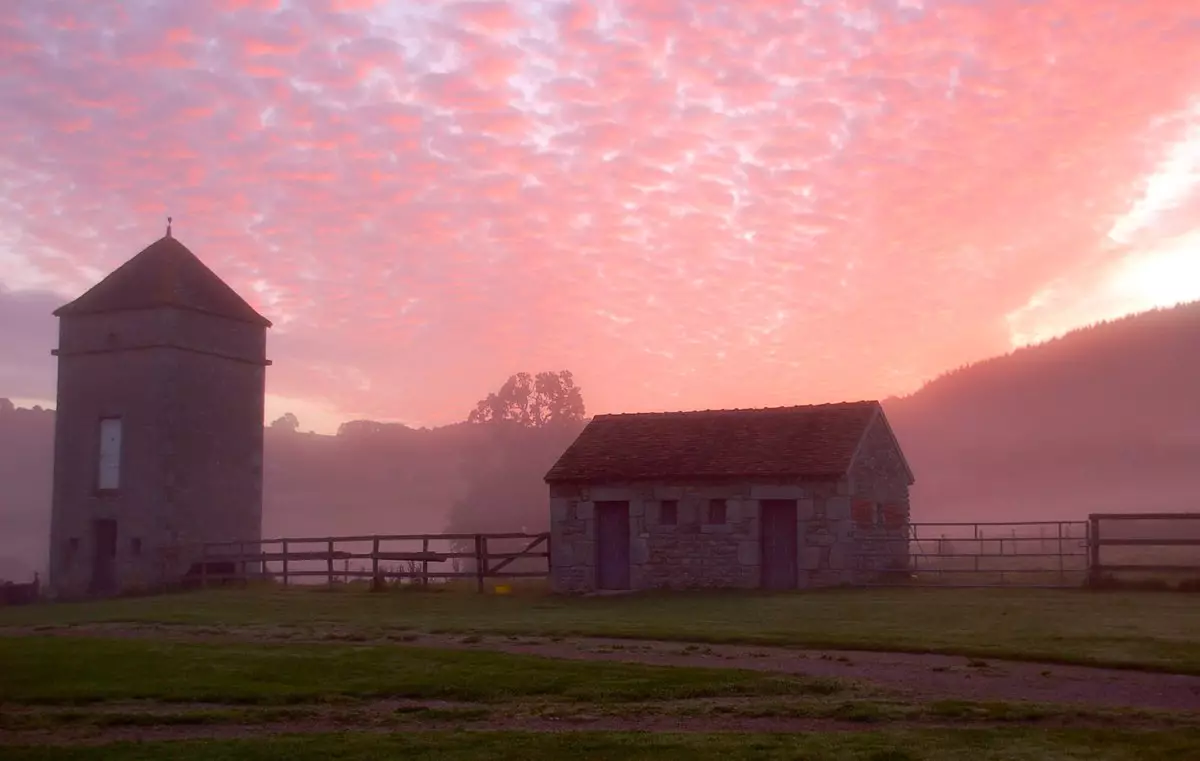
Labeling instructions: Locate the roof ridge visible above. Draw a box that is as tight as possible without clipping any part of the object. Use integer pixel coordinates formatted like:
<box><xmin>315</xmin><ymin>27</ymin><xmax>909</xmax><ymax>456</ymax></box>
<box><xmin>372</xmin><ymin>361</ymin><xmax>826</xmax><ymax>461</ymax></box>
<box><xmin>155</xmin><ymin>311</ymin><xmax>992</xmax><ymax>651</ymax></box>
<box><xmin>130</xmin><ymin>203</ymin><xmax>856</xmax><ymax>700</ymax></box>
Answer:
<box><xmin>591</xmin><ymin>400</ymin><xmax>880</xmax><ymax>419</ymax></box>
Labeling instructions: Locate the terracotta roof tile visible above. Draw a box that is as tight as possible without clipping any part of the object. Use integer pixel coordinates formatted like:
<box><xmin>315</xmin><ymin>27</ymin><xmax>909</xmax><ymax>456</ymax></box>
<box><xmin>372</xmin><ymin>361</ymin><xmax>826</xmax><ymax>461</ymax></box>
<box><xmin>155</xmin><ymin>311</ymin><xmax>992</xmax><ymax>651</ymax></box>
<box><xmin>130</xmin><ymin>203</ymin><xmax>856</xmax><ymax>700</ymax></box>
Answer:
<box><xmin>545</xmin><ymin>401</ymin><xmax>882</xmax><ymax>483</ymax></box>
<box><xmin>53</xmin><ymin>235</ymin><xmax>272</xmax><ymax>327</ymax></box>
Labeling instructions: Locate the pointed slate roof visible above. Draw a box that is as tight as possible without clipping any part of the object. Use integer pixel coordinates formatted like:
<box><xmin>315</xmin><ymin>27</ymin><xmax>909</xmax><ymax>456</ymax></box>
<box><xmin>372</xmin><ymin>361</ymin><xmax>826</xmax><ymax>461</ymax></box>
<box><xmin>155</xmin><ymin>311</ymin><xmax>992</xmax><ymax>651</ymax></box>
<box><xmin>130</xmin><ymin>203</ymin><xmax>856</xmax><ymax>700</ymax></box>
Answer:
<box><xmin>545</xmin><ymin>400</ymin><xmax>910</xmax><ymax>483</ymax></box>
<box><xmin>53</xmin><ymin>234</ymin><xmax>272</xmax><ymax>327</ymax></box>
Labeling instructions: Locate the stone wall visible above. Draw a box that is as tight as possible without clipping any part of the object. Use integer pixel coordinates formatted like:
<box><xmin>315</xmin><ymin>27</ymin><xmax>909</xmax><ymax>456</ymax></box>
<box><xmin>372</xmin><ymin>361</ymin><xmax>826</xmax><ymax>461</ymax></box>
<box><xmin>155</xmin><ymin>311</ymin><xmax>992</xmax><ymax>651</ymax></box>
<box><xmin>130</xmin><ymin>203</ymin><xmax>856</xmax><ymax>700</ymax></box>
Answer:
<box><xmin>49</xmin><ymin>308</ymin><xmax>267</xmax><ymax>598</ymax></box>
<box><xmin>550</xmin><ymin>478</ymin><xmax>879</xmax><ymax>593</ymax></box>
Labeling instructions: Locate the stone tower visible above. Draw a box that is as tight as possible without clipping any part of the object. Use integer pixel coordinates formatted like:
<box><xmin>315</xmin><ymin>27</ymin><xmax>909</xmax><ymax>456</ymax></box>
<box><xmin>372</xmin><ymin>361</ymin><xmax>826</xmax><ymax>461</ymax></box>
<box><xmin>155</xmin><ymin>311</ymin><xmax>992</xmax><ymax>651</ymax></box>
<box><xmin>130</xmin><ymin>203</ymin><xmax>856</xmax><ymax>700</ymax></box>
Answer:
<box><xmin>48</xmin><ymin>226</ymin><xmax>272</xmax><ymax>597</ymax></box>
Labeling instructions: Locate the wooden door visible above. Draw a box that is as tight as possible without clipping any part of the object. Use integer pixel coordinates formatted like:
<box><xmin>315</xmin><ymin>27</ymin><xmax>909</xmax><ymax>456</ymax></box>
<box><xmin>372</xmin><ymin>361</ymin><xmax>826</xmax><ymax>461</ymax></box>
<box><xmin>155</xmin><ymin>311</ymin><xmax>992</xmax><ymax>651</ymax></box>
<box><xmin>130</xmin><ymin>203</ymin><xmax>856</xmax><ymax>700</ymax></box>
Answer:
<box><xmin>595</xmin><ymin>501</ymin><xmax>631</xmax><ymax>590</ymax></box>
<box><xmin>760</xmin><ymin>499</ymin><xmax>798</xmax><ymax>590</ymax></box>
<box><xmin>89</xmin><ymin>519</ymin><xmax>118</xmax><ymax>595</ymax></box>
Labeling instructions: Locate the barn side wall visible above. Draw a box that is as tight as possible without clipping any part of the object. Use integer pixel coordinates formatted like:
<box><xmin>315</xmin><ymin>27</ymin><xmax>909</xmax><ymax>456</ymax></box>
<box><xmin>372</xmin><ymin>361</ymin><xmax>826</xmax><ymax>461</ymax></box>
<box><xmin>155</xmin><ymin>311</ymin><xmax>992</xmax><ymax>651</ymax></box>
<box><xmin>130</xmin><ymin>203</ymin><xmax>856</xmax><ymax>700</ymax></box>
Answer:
<box><xmin>549</xmin><ymin>478</ymin><xmax>878</xmax><ymax>593</ymax></box>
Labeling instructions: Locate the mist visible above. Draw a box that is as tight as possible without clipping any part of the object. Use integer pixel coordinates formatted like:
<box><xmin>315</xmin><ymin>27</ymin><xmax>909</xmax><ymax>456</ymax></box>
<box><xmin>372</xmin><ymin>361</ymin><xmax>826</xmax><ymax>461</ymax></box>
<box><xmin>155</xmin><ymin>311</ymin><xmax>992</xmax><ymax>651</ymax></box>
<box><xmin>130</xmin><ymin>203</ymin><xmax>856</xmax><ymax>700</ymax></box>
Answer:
<box><xmin>2</xmin><ymin>301</ymin><xmax>1199</xmax><ymax>583</ymax></box>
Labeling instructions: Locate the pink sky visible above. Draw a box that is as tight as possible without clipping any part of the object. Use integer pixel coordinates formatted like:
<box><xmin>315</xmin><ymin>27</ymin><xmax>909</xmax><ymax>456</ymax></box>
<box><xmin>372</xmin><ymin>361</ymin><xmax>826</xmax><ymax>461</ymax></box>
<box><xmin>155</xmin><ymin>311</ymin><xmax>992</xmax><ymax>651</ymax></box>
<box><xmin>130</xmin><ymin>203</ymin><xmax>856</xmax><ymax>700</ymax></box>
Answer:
<box><xmin>2</xmin><ymin>0</ymin><xmax>1200</xmax><ymax>434</ymax></box>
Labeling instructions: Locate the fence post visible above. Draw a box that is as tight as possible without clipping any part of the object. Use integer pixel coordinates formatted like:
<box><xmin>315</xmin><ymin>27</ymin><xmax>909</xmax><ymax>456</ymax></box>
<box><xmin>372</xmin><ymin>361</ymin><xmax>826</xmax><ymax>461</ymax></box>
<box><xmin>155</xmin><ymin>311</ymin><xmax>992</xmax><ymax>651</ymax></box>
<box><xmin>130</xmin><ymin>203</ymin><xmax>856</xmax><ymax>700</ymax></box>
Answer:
<box><xmin>1087</xmin><ymin>515</ymin><xmax>1101</xmax><ymax>587</ymax></box>
<box><xmin>238</xmin><ymin>541</ymin><xmax>246</xmax><ymax>586</ymax></box>
<box><xmin>372</xmin><ymin>537</ymin><xmax>380</xmax><ymax>583</ymax></box>
<box><xmin>474</xmin><ymin>534</ymin><xmax>486</xmax><ymax>593</ymax></box>
<box><xmin>327</xmin><ymin>538</ymin><xmax>335</xmax><ymax>587</ymax></box>
<box><xmin>282</xmin><ymin>540</ymin><xmax>289</xmax><ymax>587</ymax></box>
<box><xmin>1057</xmin><ymin>522</ymin><xmax>1065</xmax><ymax>586</ymax></box>
<box><xmin>200</xmin><ymin>544</ymin><xmax>208</xmax><ymax>589</ymax></box>
<box><xmin>422</xmin><ymin>538</ymin><xmax>430</xmax><ymax>587</ymax></box>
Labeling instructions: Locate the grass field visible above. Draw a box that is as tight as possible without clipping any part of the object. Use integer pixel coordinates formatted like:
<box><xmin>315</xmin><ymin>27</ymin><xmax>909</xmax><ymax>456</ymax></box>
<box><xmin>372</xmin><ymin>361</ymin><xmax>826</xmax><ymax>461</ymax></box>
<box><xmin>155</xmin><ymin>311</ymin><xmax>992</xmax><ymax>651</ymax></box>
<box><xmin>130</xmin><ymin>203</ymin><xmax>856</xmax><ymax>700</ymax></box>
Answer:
<box><xmin>3</xmin><ymin>585</ymin><xmax>1198</xmax><ymax>672</ymax></box>
<box><xmin>4</xmin><ymin>586</ymin><xmax>1200</xmax><ymax>759</ymax></box>
<box><xmin>0</xmin><ymin>637</ymin><xmax>833</xmax><ymax>705</ymax></box>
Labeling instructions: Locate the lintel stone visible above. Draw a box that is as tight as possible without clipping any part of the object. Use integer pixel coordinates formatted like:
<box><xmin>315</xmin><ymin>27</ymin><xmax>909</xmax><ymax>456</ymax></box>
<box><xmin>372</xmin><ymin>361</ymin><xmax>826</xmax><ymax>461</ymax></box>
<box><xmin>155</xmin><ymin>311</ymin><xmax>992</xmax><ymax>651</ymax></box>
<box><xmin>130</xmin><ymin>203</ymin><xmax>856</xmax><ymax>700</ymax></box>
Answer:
<box><xmin>749</xmin><ymin>484</ymin><xmax>806</xmax><ymax>500</ymax></box>
<box><xmin>588</xmin><ymin>487</ymin><xmax>634</xmax><ymax>503</ymax></box>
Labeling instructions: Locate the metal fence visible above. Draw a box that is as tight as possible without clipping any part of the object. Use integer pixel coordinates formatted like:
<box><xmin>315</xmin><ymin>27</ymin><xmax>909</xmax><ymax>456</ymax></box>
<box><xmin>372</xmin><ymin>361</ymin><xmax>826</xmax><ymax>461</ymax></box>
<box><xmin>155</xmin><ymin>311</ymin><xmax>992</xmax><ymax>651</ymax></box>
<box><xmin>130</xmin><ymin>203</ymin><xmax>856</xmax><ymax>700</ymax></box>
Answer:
<box><xmin>860</xmin><ymin>521</ymin><xmax>1091</xmax><ymax>588</ymax></box>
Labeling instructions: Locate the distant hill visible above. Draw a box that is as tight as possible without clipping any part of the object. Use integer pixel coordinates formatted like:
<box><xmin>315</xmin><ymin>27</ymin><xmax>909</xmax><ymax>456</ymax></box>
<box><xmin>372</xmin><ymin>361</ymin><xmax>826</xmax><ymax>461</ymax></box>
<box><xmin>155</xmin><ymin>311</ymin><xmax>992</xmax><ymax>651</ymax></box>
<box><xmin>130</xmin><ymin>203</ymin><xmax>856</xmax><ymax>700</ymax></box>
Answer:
<box><xmin>3</xmin><ymin>299</ymin><xmax>1198</xmax><ymax>578</ymax></box>
<box><xmin>883</xmin><ymin>299</ymin><xmax>1200</xmax><ymax>522</ymax></box>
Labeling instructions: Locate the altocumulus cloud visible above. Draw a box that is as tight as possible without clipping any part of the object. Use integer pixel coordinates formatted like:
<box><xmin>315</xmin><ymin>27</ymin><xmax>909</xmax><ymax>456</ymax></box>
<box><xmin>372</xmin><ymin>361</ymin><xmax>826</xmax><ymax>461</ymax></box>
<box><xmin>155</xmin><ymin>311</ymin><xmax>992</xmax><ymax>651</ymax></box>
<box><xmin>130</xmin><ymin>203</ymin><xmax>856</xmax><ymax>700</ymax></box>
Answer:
<box><xmin>1</xmin><ymin>0</ymin><xmax>1199</xmax><ymax>430</ymax></box>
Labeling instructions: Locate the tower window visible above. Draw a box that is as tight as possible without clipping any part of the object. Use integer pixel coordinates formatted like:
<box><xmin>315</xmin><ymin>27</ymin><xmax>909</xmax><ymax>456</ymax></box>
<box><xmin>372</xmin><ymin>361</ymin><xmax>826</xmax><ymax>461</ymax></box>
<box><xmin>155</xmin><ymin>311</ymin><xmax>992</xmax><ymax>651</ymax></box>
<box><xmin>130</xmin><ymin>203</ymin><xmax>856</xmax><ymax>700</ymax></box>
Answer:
<box><xmin>97</xmin><ymin>417</ymin><xmax>123</xmax><ymax>491</ymax></box>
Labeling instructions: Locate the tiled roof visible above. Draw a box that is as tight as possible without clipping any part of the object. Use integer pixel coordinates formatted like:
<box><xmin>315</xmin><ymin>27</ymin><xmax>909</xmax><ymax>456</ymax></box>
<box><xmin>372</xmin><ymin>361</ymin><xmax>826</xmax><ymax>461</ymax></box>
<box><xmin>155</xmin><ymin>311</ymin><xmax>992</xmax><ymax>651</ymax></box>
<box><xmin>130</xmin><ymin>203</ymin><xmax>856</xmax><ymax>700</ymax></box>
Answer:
<box><xmin>545</xmin><ymin>401</ymin><xmax>884</xmax><ymax>483</ymax></box>
<box><xmin>53</xmin><ymin>235</ymin><xmax>272</xmax><ymax>327</ymax></box>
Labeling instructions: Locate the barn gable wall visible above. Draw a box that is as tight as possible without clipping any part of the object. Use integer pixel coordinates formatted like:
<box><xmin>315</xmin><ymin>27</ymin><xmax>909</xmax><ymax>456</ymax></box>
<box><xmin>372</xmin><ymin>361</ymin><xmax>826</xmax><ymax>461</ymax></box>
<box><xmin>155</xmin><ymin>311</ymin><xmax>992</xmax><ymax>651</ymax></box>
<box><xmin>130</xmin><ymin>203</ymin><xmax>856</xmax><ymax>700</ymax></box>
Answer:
<box><xmin>846</xmin><ymin>414</ymin><xmax>913</xmax><ymax>575</ymax></box>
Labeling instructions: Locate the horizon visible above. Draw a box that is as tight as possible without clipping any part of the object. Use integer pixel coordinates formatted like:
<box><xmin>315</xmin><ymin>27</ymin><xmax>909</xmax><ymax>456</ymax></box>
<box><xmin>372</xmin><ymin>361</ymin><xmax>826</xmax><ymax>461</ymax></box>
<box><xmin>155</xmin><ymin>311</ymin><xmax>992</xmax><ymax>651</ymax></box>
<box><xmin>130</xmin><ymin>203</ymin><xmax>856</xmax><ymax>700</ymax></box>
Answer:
<box><xmin>4</xmin><ymin>2</ymin><xmax>1200</xmax><ymax>435</ymax></box>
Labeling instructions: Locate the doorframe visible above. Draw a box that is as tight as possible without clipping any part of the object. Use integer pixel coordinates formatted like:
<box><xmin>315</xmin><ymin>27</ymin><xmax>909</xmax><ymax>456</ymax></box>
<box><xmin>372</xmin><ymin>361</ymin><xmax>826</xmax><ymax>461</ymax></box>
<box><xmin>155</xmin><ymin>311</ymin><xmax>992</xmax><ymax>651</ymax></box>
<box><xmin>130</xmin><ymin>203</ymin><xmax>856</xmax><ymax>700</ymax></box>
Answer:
<box><xmin>89</xmin><ymin>518</ymin><xmax>119</xmax><ymax>596</ymax></box>
<box><xmin>593</xmin><ymin>500</ymin><xmax>632</xmax><ymax>591</ymax></box>
<box><xmin>759</xmin><ymin>499</ymin><xmax>799</xmax><ymax>590</ymax></box>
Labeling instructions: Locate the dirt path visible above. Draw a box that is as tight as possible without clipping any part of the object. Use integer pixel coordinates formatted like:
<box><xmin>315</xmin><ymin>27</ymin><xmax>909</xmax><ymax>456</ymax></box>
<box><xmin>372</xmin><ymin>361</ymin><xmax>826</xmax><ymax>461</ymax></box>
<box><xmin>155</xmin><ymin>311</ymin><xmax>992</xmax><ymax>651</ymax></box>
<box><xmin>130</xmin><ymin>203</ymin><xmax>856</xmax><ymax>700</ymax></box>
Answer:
<box><xmin>469</xmin><ymin>634</ymin><xmax>1200</xmax><ymax>712</ymax></box>
<box><xmin>7</xmin><ymin>623</ymin><xmax>1200</xmax><ymax>712</ymax></box>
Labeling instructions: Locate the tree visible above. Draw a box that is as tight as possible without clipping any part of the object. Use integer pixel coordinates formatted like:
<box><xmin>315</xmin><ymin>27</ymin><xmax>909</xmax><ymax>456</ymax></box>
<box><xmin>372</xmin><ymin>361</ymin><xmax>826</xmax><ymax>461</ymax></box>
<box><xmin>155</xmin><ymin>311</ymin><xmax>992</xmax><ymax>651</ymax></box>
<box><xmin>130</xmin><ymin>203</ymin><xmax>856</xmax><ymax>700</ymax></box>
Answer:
<box><xmin>270</xmin><ymin>412</ymin><xmax>299</xmax><ymax>432</ymax></box>
<box><xmin>446</xmin><ymin>371</ymin><xmax>588</xmax><ymax>559</ymax></box>
<box><xmin>467</xmin><ymin>370</ymin><xmax>585</xmax><ymax>428</ymax></box>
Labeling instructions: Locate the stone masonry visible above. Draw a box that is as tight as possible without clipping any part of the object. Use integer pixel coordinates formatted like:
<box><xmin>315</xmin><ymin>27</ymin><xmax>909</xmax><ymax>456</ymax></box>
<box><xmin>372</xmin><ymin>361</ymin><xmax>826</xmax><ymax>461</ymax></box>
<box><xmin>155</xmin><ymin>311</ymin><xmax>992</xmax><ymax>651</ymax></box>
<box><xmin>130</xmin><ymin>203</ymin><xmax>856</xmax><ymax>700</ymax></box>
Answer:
<box><xmin>548</xmin><ymin>413</ymin><xmax>912</xmax><ymax>593</ymax></box>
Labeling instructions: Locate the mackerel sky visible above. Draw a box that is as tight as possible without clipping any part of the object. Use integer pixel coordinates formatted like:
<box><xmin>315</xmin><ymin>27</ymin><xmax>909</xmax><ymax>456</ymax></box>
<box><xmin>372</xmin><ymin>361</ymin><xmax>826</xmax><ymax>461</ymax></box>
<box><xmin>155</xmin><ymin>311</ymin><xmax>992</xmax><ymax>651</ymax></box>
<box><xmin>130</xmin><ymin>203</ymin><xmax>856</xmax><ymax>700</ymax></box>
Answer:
<box><xmin>2</xmin><ymin>0</ymin><xmax>1199</xmax><ymax>432</ymax></box>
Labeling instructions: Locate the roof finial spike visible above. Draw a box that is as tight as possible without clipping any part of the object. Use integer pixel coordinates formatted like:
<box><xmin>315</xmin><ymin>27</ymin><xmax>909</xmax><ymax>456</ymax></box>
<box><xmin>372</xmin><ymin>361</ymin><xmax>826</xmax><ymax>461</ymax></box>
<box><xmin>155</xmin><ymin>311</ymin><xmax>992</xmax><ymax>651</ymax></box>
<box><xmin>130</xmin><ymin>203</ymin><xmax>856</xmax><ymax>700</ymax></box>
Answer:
<box><xmin>166</xmin><ymin>216</ymin><xmax>173</xmax><ymax>239</ymax></box>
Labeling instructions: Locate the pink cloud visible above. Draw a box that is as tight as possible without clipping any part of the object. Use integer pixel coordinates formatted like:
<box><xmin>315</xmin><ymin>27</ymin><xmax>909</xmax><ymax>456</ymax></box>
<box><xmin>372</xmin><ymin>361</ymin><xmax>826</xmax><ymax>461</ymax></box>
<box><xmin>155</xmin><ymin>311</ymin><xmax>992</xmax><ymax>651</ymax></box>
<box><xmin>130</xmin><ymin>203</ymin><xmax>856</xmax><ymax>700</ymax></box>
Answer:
<box><xmin>1</xmin><ymin>0</ymin><xmax>1199</xmax><ymax>431</ymax></box>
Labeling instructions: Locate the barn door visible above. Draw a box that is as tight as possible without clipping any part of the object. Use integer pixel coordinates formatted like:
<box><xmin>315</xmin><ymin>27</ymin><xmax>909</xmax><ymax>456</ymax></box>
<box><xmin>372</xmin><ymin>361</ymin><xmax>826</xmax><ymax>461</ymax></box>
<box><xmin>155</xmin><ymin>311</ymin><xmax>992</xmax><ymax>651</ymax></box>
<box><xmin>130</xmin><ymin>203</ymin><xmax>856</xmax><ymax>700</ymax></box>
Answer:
<box><xmin>760</xmin><ymin>499</ymin><xmax>798</xmax><ymax>589</ymax></box>
<box><xmin>89</xmin><ymin>519</ymin><xmax>118</xmax><ymax>596</ymax></box>
<box><xmin>595</xmin><ymin>501</ymin><xmax>631</xmax><ymax>590</ymax></box>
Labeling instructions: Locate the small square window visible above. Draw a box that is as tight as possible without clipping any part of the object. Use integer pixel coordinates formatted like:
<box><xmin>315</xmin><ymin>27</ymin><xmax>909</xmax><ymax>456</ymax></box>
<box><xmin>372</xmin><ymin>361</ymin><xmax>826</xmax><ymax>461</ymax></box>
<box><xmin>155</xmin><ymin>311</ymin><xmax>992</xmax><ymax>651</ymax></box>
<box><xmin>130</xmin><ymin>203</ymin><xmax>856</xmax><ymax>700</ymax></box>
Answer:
<box><xmin>660</xmin><ymin>500</ymin><xmax>678</xmax><ymax>525</ymax></box>
<box><xmin>707</xmin><ymin>498</ymin><xmax>727</xmax><ymax>524</ymax></box>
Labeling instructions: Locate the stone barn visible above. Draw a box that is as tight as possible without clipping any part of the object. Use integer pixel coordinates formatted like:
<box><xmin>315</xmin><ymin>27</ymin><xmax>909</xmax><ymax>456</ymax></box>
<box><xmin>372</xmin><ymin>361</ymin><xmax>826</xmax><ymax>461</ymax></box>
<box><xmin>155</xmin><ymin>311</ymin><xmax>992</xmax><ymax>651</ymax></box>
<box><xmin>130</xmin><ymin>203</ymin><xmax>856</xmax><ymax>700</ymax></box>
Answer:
<box><xmin>544</xmin><ymin>401</ymin><xmax>914</xmax><ymax>593</ymax></box>
<box><xmin>48</xmin><ymin>224</ymin><xmax>272</xmax><ymax>598</ymax></box>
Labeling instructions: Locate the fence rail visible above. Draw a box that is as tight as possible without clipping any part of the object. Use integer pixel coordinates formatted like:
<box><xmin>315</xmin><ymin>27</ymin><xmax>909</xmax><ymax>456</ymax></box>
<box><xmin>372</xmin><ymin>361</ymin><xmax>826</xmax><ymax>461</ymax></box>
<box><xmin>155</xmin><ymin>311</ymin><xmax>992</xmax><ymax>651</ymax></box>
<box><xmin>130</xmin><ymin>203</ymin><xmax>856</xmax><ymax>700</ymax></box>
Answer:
<box><xmin>196</xmin><ymin>532</ymin><xmax>550</xmax><ymax>592</ymax></box>
<box><xmin>857</xmin><ymin>520</ymin><xmax>1090</xmax><ymax>588</ymax></box>
<box><xmin>1088</xmin><ymin>512</ymin><xmax>1200</xmax><ymax>584</ymax></box>
<box><xmin>187</xmin><ymin>513</ymin><xmax>1200</xmax><ymax>593</ymax></box>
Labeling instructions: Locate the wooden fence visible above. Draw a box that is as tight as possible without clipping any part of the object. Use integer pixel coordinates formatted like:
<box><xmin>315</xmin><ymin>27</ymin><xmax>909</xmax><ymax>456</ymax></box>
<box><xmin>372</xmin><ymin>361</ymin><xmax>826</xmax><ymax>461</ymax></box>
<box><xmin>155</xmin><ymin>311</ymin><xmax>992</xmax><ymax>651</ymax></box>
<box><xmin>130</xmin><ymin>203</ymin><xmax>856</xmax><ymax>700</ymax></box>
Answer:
<box><xmin>196</xmin><ymin>532</ymin><xmax>550</xmax><ymax>592</ymax></box>
<box><xmin>187</xmin><ymin>513</ymin><xmax>1200</xmax><ymax>593</ymax></box>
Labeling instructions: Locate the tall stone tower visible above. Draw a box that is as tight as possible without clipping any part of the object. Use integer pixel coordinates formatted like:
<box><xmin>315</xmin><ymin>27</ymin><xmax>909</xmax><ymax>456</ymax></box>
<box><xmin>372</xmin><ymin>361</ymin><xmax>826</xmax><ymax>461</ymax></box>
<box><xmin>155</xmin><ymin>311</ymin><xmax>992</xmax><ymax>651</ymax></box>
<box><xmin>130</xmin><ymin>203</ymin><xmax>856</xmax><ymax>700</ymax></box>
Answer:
<box><xmin>48</xmin><ymin>225</ymin><xmax>272</xmax><ymax>597</ymax></box>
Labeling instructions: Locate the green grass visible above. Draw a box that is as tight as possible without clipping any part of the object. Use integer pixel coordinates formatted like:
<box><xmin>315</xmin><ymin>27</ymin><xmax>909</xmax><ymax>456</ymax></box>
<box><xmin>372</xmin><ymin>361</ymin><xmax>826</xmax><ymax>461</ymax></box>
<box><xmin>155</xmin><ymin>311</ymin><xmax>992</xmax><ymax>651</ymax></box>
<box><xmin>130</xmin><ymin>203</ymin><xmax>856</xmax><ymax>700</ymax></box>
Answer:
<box><xmin>4</xmin><ymin>586</ymin><xmax>1199</xmax><ymax>672</ymax></box>
<box><xmin>0</xmin><ymin>637</ymin><xmax>841</xmax><ymax>705</ymax></box>
<box><xmin>5</xmin><ymin>729</ymin><xmax>1200</xmax><ymax>761</ymax></box>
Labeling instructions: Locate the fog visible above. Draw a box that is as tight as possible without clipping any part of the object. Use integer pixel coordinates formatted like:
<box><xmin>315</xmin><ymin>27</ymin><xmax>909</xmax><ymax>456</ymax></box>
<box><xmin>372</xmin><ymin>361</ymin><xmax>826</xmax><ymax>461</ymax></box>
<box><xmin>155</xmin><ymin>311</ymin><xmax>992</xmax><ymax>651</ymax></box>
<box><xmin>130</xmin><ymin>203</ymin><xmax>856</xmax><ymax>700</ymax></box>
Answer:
<box><xmin>2</xmin><ymin>301</ymin><xmax>1199</xmax><ymax>583</ymax></box>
